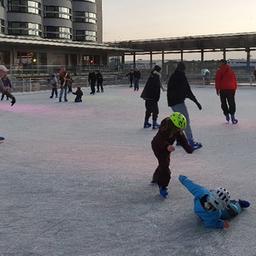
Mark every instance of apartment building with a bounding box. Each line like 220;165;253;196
0;0;125;68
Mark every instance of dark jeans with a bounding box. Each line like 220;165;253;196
151;143;171;188
97;81;104;92
145;100;159;122
134;78;139;91
50;87;58;98
219;90;236;116
0;89;15;102
90;82;96;94
59;86;68;101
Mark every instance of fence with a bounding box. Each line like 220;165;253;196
7;65;256;93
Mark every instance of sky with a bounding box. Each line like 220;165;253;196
103;0;256;42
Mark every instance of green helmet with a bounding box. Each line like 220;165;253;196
170;112;187;129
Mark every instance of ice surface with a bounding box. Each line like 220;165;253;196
0;85;255;255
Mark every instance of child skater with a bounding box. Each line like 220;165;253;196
151;112;201;198
179;175;250;229
72;87;83;102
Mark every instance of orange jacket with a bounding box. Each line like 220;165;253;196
215;64;237;91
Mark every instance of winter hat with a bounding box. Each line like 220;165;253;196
176;62;186;72
153;65;161;72
220;59;227;65
0;65;8;72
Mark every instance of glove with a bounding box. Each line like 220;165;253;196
224;220;230;229
197;102;202;110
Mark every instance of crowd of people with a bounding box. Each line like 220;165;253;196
0;61;250;230
139;61;250;229
47;68;104;103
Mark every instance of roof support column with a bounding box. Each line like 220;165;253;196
150;51;153;69
10;48;15;67
223;48;226;60
246;48;250;71
201;49;204;62
180;50;183;62
133;52;136;69
162;50;165;69
121;54;125;70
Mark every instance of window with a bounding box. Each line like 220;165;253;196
0;0;4;7
73;0;95;2
44;26;72;39
44;6;71;20
8;22;41;36
0;19;5;33
75;30;96;41
73;11;96;23
8;0;41;15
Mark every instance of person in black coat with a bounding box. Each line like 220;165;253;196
133;68;141;91
140;65;164;129
96;71;104;92
167;62;202;149
72;87;83;102
126;69;134;88
88;71;97;95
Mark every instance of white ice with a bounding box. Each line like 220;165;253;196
0;85;255;256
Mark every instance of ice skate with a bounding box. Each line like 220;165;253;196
188;140;202;151
152;121;160;130
144;122;152;128
11;97;16;106
225;114;230;123
159;187;168;198
231;115;238;124
238;199;250;208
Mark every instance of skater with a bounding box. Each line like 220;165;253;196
58;67;68;102
215;59;238;124
1;71;12;101
0;65;16;106
151;112;195;198
67;72;73;93
167;62;202;148
88;71;97;95
126;69;134;88
96;71;104;92
179;175;250;229
49;72;58;98
133;68;141;91
140;65;164;129
72;86;83;102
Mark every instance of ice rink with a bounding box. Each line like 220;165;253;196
0;85;255;256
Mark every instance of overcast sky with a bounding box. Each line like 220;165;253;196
103;0;256;42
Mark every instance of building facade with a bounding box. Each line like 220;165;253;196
0;0;126;69
0;0;102;42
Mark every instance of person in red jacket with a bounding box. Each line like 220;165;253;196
215;59;238;124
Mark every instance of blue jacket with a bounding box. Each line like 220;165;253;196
179;175;224;229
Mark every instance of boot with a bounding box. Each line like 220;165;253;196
225;114;230;122
152;121;160;129
11;97;16;106
159;187;168;198
238;199;250;208
188;139;202;151
144;121;151;128
231;115;238;124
